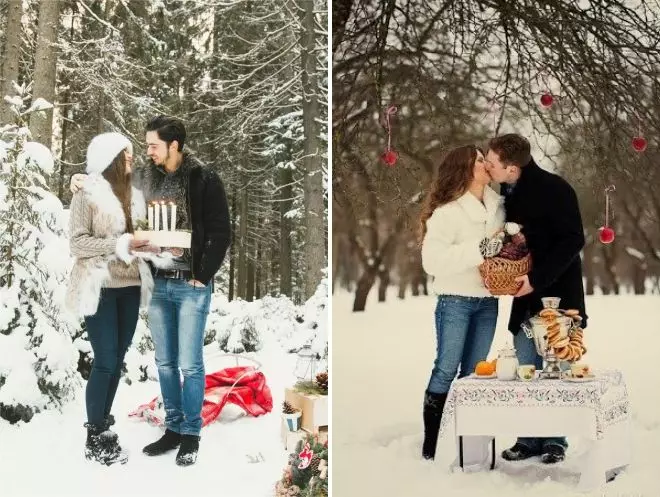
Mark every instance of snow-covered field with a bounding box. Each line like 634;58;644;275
0;343;296;497
332;290;660;497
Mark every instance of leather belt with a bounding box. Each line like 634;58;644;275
153;268;193;280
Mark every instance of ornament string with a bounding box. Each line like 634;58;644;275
604;185;615;226
383;105;397;151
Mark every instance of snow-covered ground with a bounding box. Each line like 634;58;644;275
0;334;297;497
332;290;660;497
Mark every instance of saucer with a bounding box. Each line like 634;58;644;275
562;373;596;383
469;373;497;380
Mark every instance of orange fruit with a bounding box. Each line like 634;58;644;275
490;358;497;368
475;360;495;376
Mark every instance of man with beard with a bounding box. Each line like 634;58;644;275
71;116;231;466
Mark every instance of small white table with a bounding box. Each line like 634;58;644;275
440;370;631;492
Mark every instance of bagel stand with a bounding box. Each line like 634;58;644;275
520;297;579;380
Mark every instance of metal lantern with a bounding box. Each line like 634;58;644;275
294;345;320;381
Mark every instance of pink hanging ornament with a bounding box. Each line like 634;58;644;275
598;185;616;244
380;105;399;166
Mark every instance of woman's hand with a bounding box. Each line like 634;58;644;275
129;238;150;253
140;243;161;254
70;173;87;193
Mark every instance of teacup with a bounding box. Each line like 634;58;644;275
517;364;536;381
570;363;591;378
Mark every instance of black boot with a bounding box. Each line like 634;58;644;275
422;391;447;460
143;429;182;456
84;423;127;465
175;435;200;466
501;442;539;461
540;444;566;464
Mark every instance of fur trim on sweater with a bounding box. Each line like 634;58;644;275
65;176;153;318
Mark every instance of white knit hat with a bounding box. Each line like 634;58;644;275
86;132;133;174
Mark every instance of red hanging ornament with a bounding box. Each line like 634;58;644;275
381;105;398;166
632;136;647;152
540;93;554;108
598;185;616;244
632;116;647;152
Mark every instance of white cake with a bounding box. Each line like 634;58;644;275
134;230;191;248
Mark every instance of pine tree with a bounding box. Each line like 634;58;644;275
277;433;328;497
0;91;79;423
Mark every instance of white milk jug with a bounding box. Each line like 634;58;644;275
496;347;519;381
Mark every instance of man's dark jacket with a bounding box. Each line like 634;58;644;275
504;159;587;334
135;153;231;286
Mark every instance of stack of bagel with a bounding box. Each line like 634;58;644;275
539;308;586;361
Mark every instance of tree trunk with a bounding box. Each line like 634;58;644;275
255;239;262;300
228;190;236;301
57;106;69;201
56;13;75;201
300;0;324;299
279;167;293;296
353;269;376;312
377;270;389;302
601;245;619;295
331;228;340;294
246;255;255;302
632;263;646;294
237;184;248;299
0;0;22;126
29;0;60;147
583;241;595;295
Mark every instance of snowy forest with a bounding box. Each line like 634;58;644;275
1;0;328;304
0;0;328;433
333;0;660;311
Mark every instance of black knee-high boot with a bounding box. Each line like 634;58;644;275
422;391;448;460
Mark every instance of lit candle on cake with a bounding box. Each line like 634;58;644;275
154;200;160;231
148;203;154;230
170;201;177;231
161;201;168;231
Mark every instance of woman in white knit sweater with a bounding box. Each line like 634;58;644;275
66;132;158;466
418;144;505;460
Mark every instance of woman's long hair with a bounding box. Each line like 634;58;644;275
102;151;133;233
418;145;479;243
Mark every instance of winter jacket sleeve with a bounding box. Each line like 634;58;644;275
196;170;231;285
528;182;585;292
421;206;484;278
69;192;126;260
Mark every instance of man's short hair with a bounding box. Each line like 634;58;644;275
488;134;531;167
145;115;186;151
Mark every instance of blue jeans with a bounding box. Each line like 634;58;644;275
427;295;498;394
148;278;212;436
513;330;568;451
85;286;140;426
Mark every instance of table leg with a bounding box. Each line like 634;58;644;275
459;436;464;469
491;437;496;470
452;436;494;471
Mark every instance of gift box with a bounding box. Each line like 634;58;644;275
284;388;328;434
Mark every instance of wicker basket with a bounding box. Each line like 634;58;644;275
479;254;532;295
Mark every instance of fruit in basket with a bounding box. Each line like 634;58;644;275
475;361;495;376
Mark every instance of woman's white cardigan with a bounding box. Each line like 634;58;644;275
421;186;505;297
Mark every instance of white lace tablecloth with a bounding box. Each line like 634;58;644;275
440;369;630;440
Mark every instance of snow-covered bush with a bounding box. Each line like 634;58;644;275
0;93;80;423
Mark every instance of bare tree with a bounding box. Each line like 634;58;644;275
29;0;60;146
0;0;22;125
